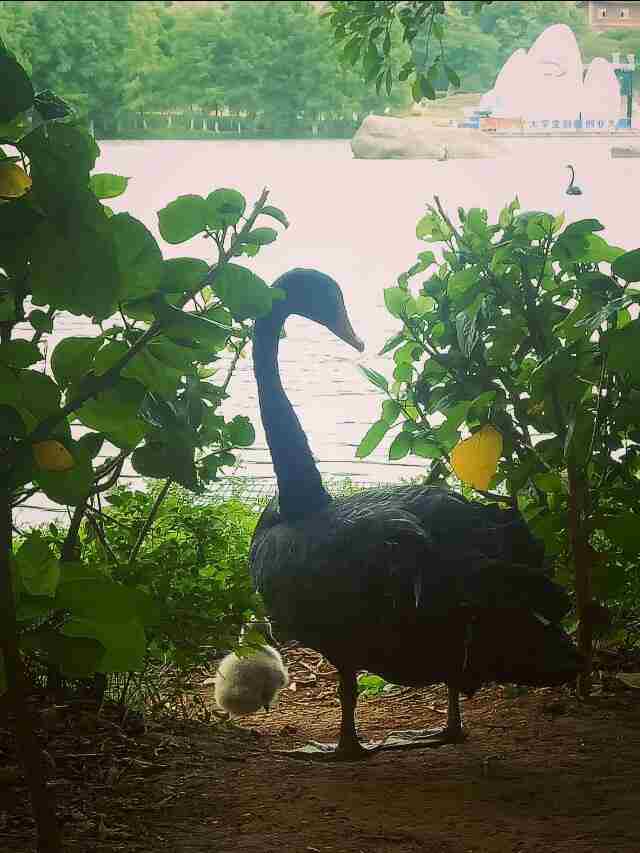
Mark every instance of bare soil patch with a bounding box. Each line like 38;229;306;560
2;647;639;853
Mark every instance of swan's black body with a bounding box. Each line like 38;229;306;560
250;269;581;759
566;164;583;195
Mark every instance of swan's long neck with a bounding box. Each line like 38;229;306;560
253;311;330;522
568;166;575;187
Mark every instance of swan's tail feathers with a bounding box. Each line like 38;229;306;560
462;610;582;689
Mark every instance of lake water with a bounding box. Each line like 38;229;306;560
17;136;640;524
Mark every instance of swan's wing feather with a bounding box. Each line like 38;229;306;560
250;505;433;629
250;487;570;630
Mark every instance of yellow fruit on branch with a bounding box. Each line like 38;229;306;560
0;162;32;200
450;425;503;490
33;440;75;472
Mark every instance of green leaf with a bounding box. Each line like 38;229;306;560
13;370;61;421
77;432;105;459
413;437;443;459
206;188;246;229
526;213;554;241
533;473;564;493
162;304;232;350
160;257;209;295
0;289;20;320
242;227;278;246
379;332;405;356
613;248;640;283
381;399;401;425
414;295;436;315
158;194;209;243
213;264;275;321
0;340;42;368
584;234;624;265
30;220;121;320
15;532;60;597
604;321;640;381
20;630;104;678
55;575;160;627
562;218;605;237
27;310;53;334
92;340;128;375
389;432;411;460
76;379;148;449
554;296;600;343
62;618;146;673
33;440;94;506
383;287;411;318
359;365;388;392
51;337;103;388
132;440;200;491
0;44;34;122
416;212;451;241
261;205;289;229
448;268;477;298
225;415;255;447
148;338;199;371
122;349;181;398
356;419;389;458
0;404;26;439
90;173;129;200
111;213;163;299
603;513;640;551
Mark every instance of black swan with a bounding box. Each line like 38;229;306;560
566;164;582;195
249;268;581;760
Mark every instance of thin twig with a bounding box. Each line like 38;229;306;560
128;479;173;564
86;513;120;566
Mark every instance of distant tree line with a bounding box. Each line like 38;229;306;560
1;1;638;137
0;0;410;137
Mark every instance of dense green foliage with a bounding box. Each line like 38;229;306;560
72;485;259;670
0;42;297;846
0;39;291;693
0;0;409;135
358;198;640;688
327;0;640;98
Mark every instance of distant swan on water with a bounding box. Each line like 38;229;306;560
566;164;582;195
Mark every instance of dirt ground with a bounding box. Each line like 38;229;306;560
2;646;640;853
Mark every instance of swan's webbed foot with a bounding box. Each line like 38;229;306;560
280;735;375;762
370;683;466;752
378;724;466;750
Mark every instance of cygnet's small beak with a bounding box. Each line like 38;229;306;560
330;312;365;353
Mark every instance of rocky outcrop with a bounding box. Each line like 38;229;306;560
611;146;640;158
351;115;508;160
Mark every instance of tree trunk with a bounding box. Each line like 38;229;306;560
567;465;593;697
0;489;61;852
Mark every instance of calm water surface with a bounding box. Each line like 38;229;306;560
19;137;640;523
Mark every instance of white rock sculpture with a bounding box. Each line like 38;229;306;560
583;57;621;124
480;23;623;126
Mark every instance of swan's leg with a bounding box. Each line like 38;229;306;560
278;667;371;761
445;685;463;736
335;668;368;759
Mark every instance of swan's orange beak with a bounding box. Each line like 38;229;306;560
329;312;365;353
